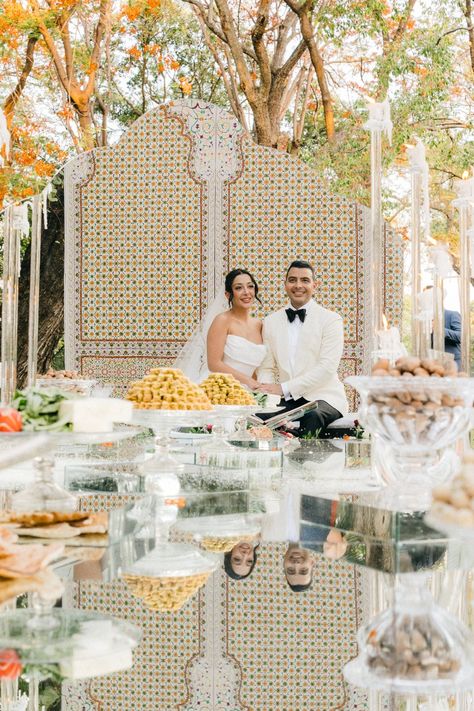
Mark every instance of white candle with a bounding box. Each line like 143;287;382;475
455;173;474;201
376;326;402;352
365;98;392;144
406;138;426;172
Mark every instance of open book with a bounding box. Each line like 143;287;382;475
248;400;320;430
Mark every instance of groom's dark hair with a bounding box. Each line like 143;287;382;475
286;260;315;279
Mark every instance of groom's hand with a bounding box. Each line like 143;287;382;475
257;383;283;396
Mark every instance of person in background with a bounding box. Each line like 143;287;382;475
425;285;461;370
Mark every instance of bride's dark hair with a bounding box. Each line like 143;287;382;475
225;268;262;306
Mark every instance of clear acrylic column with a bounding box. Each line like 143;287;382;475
430;245;452;357
407;139;430;358
27;195;42;387
453;175;474;374
364;98;392;362
0;204;22;405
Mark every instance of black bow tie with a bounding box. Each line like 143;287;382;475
286;308;306;323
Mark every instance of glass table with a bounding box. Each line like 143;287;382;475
2;434;474;710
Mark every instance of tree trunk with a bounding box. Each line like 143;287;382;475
252;102;275;146
16;180;65;387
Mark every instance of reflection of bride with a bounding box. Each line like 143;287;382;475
175;268;266;388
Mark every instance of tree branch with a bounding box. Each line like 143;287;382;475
3;36;38;126
283;0;335;141
251;0;272;99
84;0;110;99
391;0;417;45
272;10;298;71
184;0;257;61
464;0;474;74
213;0;257;104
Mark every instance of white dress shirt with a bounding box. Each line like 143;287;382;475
282;300;315;400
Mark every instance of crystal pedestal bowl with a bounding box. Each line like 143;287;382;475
344;574;474;694
347;376;474;492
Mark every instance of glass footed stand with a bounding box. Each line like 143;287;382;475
198;405;260;456
347;376;474;507
344;573;474;694
0;433;50;472
10;427;140;513
132;409;212;494
0;609;140;711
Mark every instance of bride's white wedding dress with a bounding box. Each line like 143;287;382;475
223;334;267;377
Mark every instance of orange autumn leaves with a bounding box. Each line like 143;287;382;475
120;0;191;93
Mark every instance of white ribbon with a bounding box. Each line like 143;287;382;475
415;288;433;324
42;182;53;229
407;137;431;240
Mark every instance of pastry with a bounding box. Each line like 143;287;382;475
127;367;212;410
199;373;255;406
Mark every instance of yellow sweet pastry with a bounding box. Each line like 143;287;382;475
126;367;211;410
199;373;255;406
123;572;210;611
200;533;257;553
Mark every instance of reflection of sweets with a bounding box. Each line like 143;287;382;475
366;615;461;680
430;453;474;527
201;533;258;554
123;572;210;611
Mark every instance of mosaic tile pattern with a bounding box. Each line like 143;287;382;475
72;579;202;711
225;543;361;710
65;544;362;710
64;99;403;392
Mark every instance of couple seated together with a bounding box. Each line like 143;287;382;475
189;259;348;437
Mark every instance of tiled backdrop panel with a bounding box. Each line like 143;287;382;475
65;99;403;388
228;137;361;343
64;100;403;709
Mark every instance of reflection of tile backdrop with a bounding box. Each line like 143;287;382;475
225;543;361;710
65;543;361;710
64;99;403;408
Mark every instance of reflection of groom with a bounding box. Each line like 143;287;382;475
257;260;348;436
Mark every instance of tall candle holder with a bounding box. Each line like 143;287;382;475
364;98;392;362
429;245;452;358
1;205;21;405
27;195;42;387
453;173;474;374
407;139;430;358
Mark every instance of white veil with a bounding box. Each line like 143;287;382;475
174;283;228;381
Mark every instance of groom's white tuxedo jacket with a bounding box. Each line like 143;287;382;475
257;301;348;416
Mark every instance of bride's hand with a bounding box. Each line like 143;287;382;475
257;383;283;396
247;378;260;390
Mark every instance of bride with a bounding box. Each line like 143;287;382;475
206;269;265;389
175;268;266;388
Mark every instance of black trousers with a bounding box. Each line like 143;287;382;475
259;397;342;437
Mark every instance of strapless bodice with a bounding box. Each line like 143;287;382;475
223;335;266;377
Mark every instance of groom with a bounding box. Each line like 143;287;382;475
257;260;348;436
